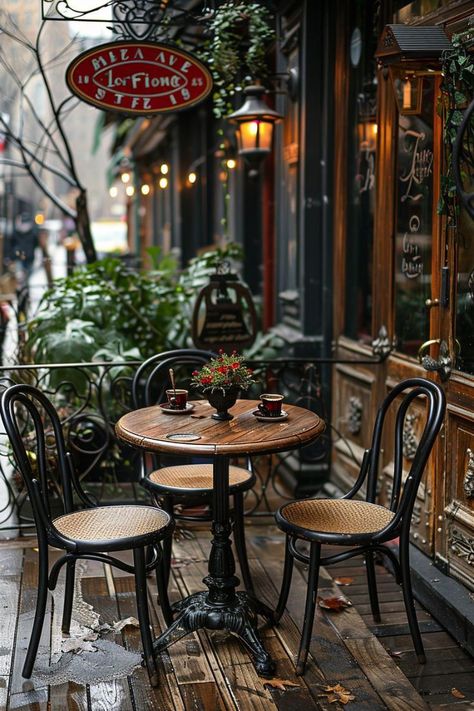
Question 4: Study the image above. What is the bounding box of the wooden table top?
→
[116,399,325,456]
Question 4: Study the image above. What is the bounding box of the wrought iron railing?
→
[0,355,386,535]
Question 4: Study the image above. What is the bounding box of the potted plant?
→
[191,350,255,420]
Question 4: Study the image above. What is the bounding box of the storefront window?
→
[343,2,379,342]
[455,204,474,374]
[394,78,434,356]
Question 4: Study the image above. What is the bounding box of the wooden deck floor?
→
[1,519,474,710]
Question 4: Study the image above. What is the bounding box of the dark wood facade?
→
[116,0,474,594]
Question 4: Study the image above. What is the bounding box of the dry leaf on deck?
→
[334,577,353,586]
[318,595,352,611]
[264,678,299,691]
[386,649,404,657]
[319,683,355,705]
[451,687,466,699]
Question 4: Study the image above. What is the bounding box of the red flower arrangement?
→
[191,350,255,394]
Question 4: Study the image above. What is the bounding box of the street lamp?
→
[227,85,282,168]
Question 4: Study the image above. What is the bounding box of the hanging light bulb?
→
[121,172,131,184]
[109,186,118,198]
[160,163,169,175]
[126,185,135,196]
[159,176,168,189]
[226,158,237,170]
[187,171,197,185]
[141,184,151,195]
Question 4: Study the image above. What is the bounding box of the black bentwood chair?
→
[0,384,174,686]
[274,378,445,675]
[132,349,256,598]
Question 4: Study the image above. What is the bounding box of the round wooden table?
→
[116,399,324,676]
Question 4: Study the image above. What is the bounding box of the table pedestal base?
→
[153,591,276,677]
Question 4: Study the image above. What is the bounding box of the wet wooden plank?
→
[8,547,50,711]
[81,576,134,711]
[114,574,185,711]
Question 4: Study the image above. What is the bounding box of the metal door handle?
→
[418,339,452,381]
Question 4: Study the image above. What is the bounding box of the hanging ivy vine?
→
[438,29,474,228]
[198,1,275,119]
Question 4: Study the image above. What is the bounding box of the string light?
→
[109,186,118,198]
[159,177,168,189]
[188,171,197,185]
[226,158,236,170]
[121,172,131,184]
[126,185,135,196]
[160,163,169,175]
[141,184,151,195]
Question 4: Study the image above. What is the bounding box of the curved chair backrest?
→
[132,348,217,409]
[363,378,445,531]
[0,384,74,533]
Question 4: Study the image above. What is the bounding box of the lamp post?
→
[227,84,282,312]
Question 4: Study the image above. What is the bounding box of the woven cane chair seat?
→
[281,498,395,535]
[53,505,170,542]
[148,463,253,491]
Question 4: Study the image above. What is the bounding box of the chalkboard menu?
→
[192,271,258,354]
[394,77,435,356]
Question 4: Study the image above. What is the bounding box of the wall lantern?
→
[375,24,451,114]
[390,68,423,115]
[227,85,282,165]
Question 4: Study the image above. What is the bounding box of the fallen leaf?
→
[113,616,139,632]
[334,577,353,586]
[387,649,404,658]
[263,678,299,691]
[318,595,352,611]
[319,683,355,705]
[451,688,466,699]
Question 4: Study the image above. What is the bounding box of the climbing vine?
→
[438,29,474,228]
[199,1,275,119]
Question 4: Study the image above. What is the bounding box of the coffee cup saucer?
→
[252,409,288,422]
[159,403,195,415]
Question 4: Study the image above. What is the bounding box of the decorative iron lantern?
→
[227,85,282,164]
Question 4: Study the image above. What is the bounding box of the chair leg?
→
[61,558,76,633]
[161,495,174,590]
[22,535,49,678]
[155,540,174,626]
[399,531,425,663]
[365,550,381,624]
[274,534,294,622]
[296,542,321,676]
[232,492,254,595]
[133,547,159,687]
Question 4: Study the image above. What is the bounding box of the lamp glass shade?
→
[389,68,423,115]
[236,119,274,156]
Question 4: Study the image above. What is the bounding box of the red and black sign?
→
[66,41,213,115]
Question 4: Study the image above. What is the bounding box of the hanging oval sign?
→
[66,41,213,115]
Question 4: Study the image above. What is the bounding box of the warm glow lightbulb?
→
[109,186,118,198]
[126,185,135,196]
[141,184,150,195]
[159,177,168,189]
[188,172,197,184]
[249,121,259,136]
[226,158,236,169]
[121,172,130,184]
[160,163,169,175]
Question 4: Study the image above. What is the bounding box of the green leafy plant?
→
[438,29,474,226]
[191,350,255,394]
[199,1,275,119]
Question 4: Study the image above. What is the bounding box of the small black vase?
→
[206,388,239,421]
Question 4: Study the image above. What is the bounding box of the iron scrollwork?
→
[42,0,217,41]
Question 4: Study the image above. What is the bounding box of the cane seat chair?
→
[132,349,256,595]
[1,384,174,686]
[274,378,445,675]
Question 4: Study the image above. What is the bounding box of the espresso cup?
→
[258,393,284,417]
[166,389,188,410]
